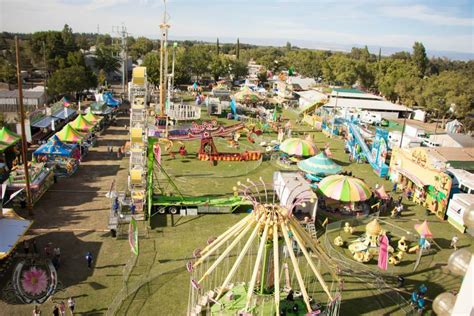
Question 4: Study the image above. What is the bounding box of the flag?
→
[378,234,389,271]
[129,217,139,255]
[63,97,71,107]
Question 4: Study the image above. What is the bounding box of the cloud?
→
[381,5,473,27]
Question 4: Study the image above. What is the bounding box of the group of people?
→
[33,297,75,316]
[107,145,125,159]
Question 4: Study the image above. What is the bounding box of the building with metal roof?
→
[323,97,412,119]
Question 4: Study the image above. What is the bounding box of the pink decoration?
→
[378,235,389,271]
[21,267,48,295]
[193,248,201,258]
[186,261,193,272]
[191,279,200,289]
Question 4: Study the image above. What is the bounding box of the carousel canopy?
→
[415,220,433,238]
[0,127,20,146]
[233,86,263,104]
[69,114,95,132]
[33,135,78,157]
[55,124,85,143]
[318,175,371,202]
[280,138,318,157]
[297,152,342,176]
[83,112,102,124]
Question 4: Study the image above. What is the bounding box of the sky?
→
[1,0,473,57]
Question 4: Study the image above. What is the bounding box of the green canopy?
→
[69,114,95,132]
[55,124,85,143]
[297,152,342,176]
[0,127,20,153]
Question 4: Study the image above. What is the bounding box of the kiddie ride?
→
[198,135,262,163]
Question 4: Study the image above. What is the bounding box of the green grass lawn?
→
[2,105,472,316]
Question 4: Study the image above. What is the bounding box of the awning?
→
[0,209,33,259]
[396,167,426,187]
[31,116,60,128]
[52,108,77,120]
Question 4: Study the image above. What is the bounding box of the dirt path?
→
[28,112,130,231]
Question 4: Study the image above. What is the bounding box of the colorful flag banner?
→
[129,217,139,256]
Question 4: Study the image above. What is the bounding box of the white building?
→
[288,76,317,90]
[247,60,264,80]
[446,193,474,232]
[0,88,47,122]
[273,171,317,218]
[295,90,327,110]
[323,96,412,120]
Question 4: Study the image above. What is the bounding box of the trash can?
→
[110,229,117,238]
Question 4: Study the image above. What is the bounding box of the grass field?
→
[1,106,472,316]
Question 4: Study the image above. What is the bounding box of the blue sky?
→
[1,0,473,55]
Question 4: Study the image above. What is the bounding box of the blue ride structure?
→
[346,122,389,177]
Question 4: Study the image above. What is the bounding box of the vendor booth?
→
[55,124,90,157]
[6,162,54,207]
[69,114,97,146]
[389,147,452,219]
[33,135,80,177]
[0,127,20,181]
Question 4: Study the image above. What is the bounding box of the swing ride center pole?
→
[15,36,33,215]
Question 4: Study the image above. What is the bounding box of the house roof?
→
[323,98,412,112]
[287,76,317,90]
[295,90,327,102]
[447,133,474,148]
[426,147,474,163]
[447,168,474,188]
[331,89,383,100]
[0,89,45,99]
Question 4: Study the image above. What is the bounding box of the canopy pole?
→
[15,36,33,215]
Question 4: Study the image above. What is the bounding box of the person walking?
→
[450,236,459,250]
[85,252,93,269]
[32,239,38,254]
[23,239,30,255]
[59,301,66,316]
[32,305,41,316]
[68,297,75,315]
[130,203,136,215]
[53,304,59,316]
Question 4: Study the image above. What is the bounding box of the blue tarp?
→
[31,116,60,129]
[33,135,78,157]
[103,92,120,107]
[52,108,77,120]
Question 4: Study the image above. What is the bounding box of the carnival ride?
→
[187,179,341,315]
[346,123,389,177]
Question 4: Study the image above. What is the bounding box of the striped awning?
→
[396,167,426,187]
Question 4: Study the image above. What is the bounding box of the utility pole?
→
[330,91,338,138]
[15,36,32,215]
[113,24,128,96]
[42,41,48,97]
[159,0,170,117]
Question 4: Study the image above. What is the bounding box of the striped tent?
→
[297,152,342,176]
[69,114,95,132]
[55,124,85,144]
[279,138,318,157]
[318,175,371,202]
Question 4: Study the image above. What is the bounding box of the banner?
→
[129,217,139,256]
[378,234,389,271]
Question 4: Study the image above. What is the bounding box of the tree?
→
[209,54,229,81]
[230,59,248,79]
[94,46,120,73]
[391,51,411,60]
[216,38,220,55]
[61,24,77,52]
[412,42,428,77]
[376,59,419,102]
[187,45,211,79]
[0,59,16,84]
[286,41,292,52]
[142,51,160,85]
[47,65,96,97]
[130,37,153,61]
[97,69,106,86]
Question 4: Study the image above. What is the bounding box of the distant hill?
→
[165,35,473,61]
